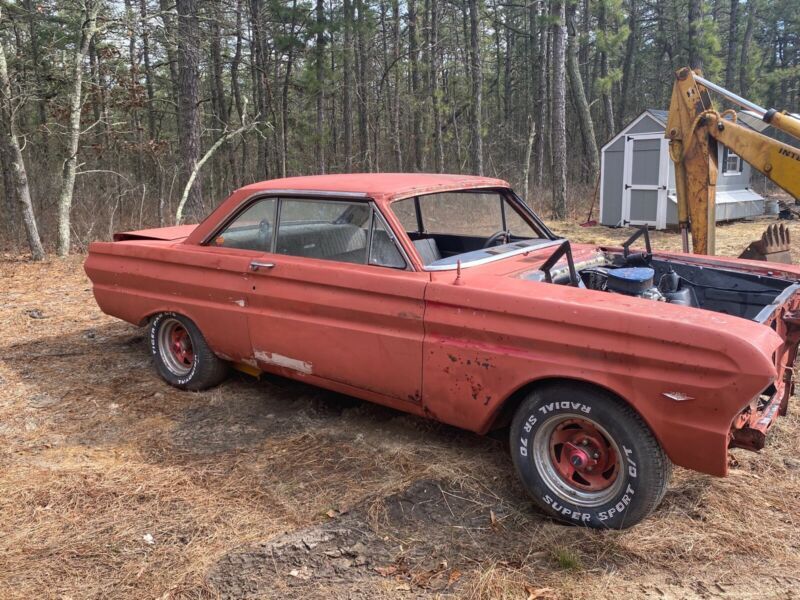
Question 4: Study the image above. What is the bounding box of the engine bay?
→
[525,228,800,322]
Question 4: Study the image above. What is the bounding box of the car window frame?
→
[203,193,412,271]
[390,187,555,240]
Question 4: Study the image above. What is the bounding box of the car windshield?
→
[390,190,554,268]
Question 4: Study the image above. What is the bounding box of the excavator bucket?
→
[738,223,793,264]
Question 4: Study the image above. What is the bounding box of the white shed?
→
[600,109,764,229]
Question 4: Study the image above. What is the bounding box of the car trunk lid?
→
[113,224,197,242]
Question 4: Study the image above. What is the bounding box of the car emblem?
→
[662,391,694,402]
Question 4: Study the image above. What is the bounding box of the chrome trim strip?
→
[251,189,369,199]
[202,191,371,246]
[372,208,413,271]
[423,239,564,272]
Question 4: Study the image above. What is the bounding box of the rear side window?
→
[210,197,407,269]
[211,198,276,251]
[276,199,372,264]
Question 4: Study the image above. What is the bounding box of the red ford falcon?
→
[85,173,800,528]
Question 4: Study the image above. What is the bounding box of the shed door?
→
[622,134,669,229]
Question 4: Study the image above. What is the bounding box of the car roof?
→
[238,173,510,205]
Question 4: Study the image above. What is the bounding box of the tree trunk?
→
[158,0,181,127]
[23,0,47,134]
[231,0,246,186]
[468,0,483,175]
[618,0,637,130]
[566,2,599,183]
[315,0,326,174]
[522,117,535,202]
[430,0,443,172]
[687,0,702,70]
[0,26,45,260]
[739,0,755,96]
[391,0,402,170]
[281,0,299,177]
[210,5,230,198]
[579,0,589,94]
[176,0,203,220]
[140,0,157,141]
[56,0,100,257]
[534,8,549,187]
[550,0,567,219]
[597,0,615,139]
[355,0,371,170]
[408,0,422,170]
[343,0,354,170]
[724,0,738,90]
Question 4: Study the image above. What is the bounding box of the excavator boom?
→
[666,67,800,260]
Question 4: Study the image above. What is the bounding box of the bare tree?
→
[315,0,326,174]
[343,0,354,171]
[566,1,598,183]
[176,0,203,219]
[724,0,739,90]
[430,0,444,172]
[468,0,483,175]
[739,0,756,95]
[0,19,45,260]
[409,0,422,170]
[56,0,101,257]
[551,0,567,219]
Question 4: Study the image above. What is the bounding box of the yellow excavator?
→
[666,67,800,262]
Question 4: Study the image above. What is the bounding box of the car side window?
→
[210,198,276,251]
[370,215,407,269]
[276,199,372,264]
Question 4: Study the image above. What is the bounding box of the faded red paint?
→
[85,173,800,480]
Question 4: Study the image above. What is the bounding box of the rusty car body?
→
[85,174,800,528]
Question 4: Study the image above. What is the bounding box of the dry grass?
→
[1,218,800,599]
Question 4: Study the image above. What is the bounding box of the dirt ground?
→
[2,218,800,599]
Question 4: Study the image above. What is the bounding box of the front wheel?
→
[510,383,671,529]
[149,312,229,391]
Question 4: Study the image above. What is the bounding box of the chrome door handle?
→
[249,261,275,272]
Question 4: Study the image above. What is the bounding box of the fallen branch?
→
[175,116,263,225]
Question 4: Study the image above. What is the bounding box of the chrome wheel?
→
[158,317,195,376]
[532,412,623,507]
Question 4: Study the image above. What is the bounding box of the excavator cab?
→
[666,67,800,262]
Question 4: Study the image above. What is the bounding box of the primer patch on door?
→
[254,350,313,374]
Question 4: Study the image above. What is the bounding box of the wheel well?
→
[138,313,155,327]
[487,377,634,432]
[139,310,190,328]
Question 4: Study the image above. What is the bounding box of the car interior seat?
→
[413,237,442,266]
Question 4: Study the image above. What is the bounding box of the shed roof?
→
[602,108,759,153]
[645,109,668,125]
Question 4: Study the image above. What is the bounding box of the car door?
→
[240,195,427,404]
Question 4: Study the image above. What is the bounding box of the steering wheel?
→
[258,219,272,250]
[483,230,511,249]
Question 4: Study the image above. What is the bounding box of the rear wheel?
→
[149,313,229,390]
[510,382,670,529]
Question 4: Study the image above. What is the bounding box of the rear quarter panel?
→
[84,241,255,362]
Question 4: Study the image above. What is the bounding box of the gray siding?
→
[717,145,752,191]
[627,115,664,135]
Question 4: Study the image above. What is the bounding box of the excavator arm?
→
[666,67,800,258]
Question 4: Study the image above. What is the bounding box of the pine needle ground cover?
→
[1,219,799,599]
